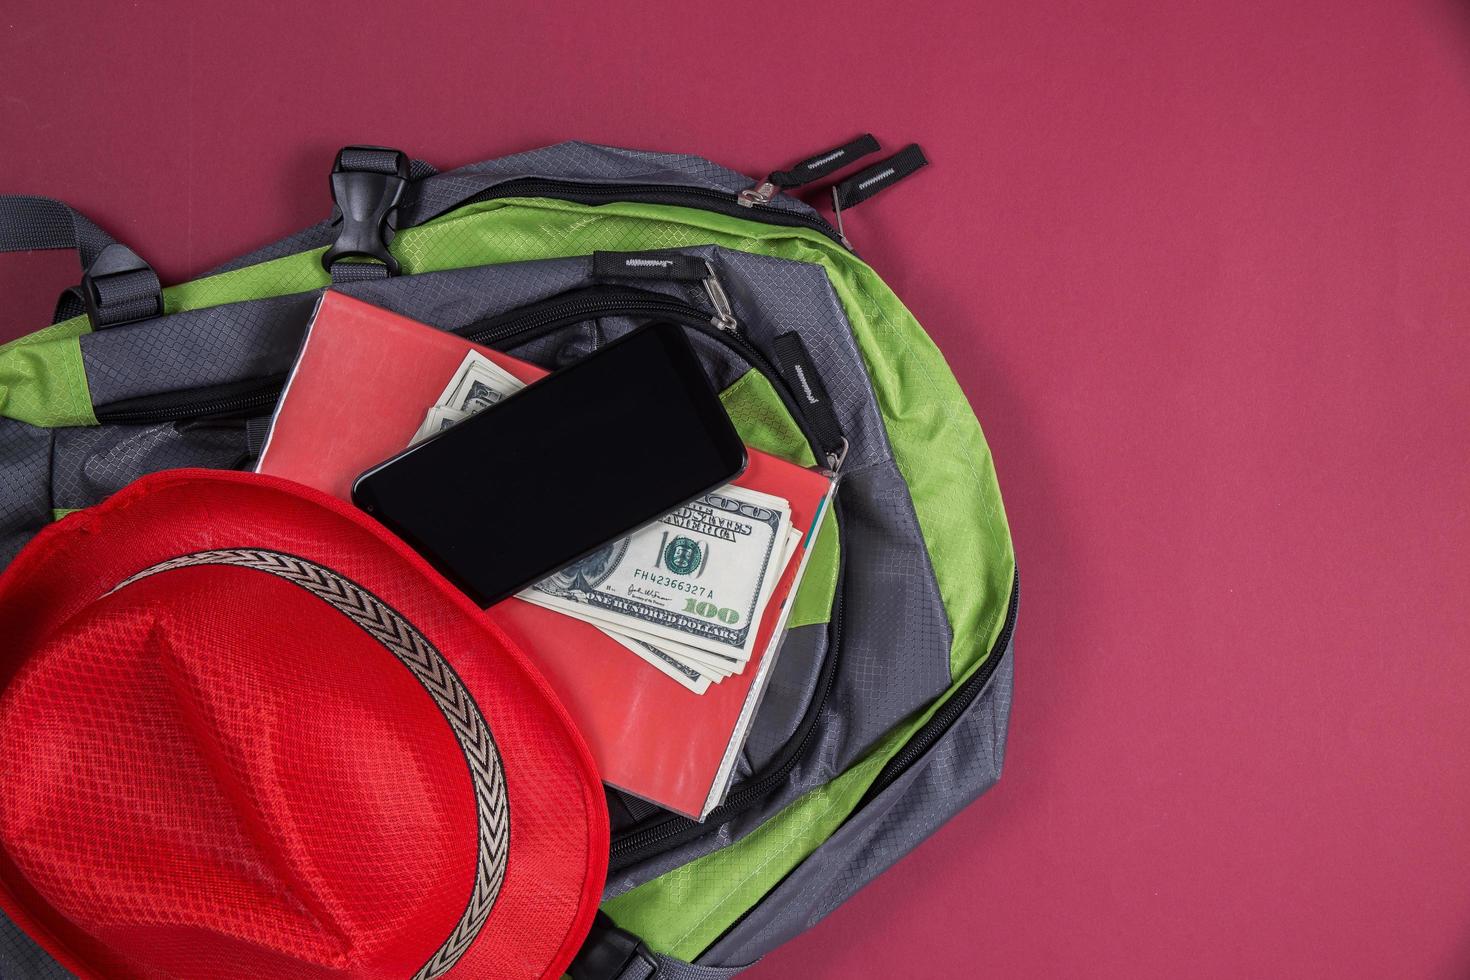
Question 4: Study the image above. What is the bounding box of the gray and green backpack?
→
[0,139,1017,979]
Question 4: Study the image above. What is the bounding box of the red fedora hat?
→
[0,470,608,980]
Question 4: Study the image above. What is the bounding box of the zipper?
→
[452,285,842,467]
[95,378,285,425]
[96,284,835,465]
[857,568,1019,809]
[452,177,849,249]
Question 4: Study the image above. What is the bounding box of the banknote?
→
[598,626,713,695]
[436,351,524,414]
[408,405,469,446]
[523,484,792,661]
[408,352,526,447]
[572,523,806,678]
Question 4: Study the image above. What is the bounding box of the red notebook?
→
[258,292,834,819]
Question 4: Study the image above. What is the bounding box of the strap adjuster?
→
[568,912,660,980]
[80,243,163,328]
[321,146,410,276]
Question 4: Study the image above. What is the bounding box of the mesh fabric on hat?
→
[0,470,608,980]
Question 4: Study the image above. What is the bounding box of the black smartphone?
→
[352,321,747,607]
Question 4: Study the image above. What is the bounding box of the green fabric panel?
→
[718,370,817,469]
[827,270,1014,680]
[4,316,91,348]
[51,508,80,521]
[0,334,95,427]
[719,369,836,630]
[786,505,839,630]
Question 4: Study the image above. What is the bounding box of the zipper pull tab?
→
[702,261,739,332]
[825,437,850,474]
[769,331,849,471]
[738,134,881,207]
[831,144,929,211]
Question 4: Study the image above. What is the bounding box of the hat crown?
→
[2,554,493,978]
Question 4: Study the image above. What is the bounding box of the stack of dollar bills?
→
[409,351,800,695]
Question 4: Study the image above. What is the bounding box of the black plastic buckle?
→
[80,243,163,328]
[321,146,410,276]
[568,912,660,980]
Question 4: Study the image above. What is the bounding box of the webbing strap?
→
[0,195,161,327]
[328,261,392,284]
[569,914,754,980]
[832,143,929,210]
[336,146,405,176]
[0,196,115,260]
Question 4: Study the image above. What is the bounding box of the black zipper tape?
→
[591,250,709,282]
[768,134,881,189]
[94,376,286,424]
[857,569,1018,808]
[770,332,846,465]
[834,144,929,210]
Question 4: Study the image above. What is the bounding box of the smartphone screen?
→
[352,322,747,607]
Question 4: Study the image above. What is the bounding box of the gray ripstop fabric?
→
[700,646,1015,970]
[81,293,318,407]
[0,913,75,980]
[0,420,52,565]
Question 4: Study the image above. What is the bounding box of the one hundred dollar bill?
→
[577,523,805,680]
[522,484,793,661]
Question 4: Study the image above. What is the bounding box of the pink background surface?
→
[3,2,1468,977]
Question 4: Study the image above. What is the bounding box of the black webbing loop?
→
[768,133,881,189]
[833,143,930,209]
[569,913,660,980]
[0,195,162,328]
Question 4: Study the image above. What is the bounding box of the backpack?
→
[0,139,1018,979]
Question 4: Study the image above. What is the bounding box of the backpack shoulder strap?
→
[0,195,161,327]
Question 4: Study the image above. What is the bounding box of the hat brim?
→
[0,469,609,980]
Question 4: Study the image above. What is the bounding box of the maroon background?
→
[3,2,1468,977]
